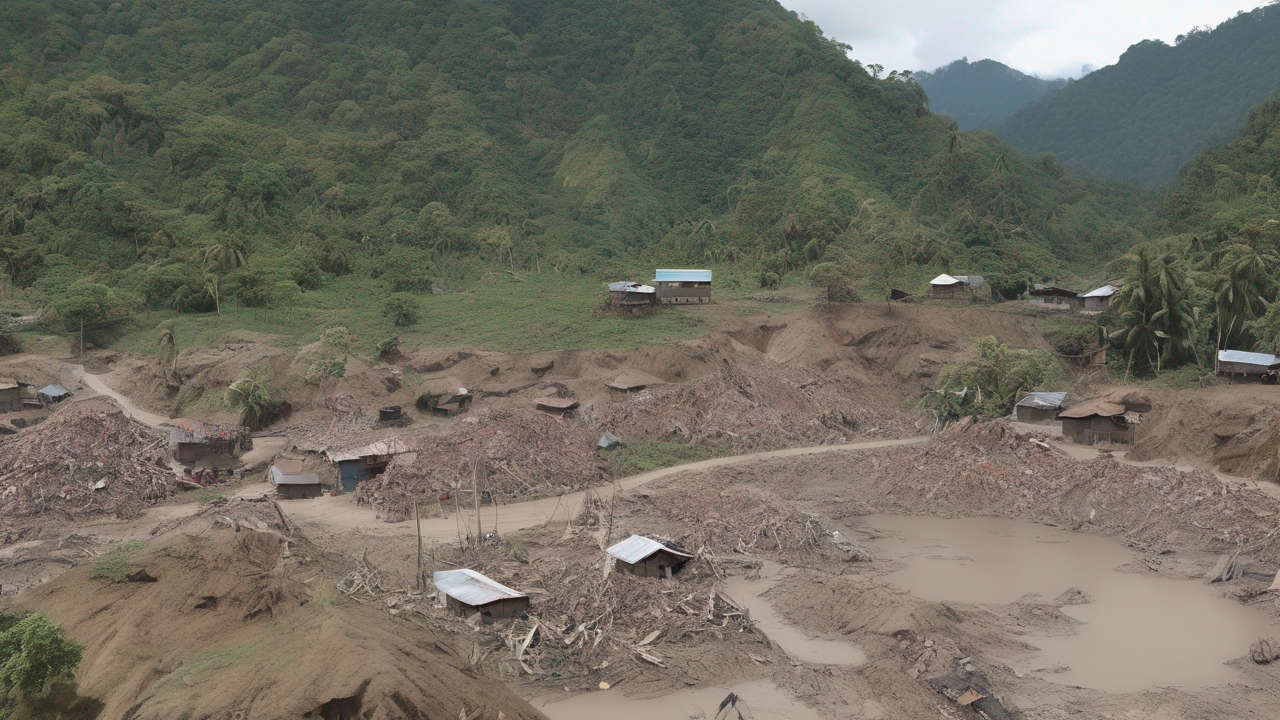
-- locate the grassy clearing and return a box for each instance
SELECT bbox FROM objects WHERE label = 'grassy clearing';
[105,273,749,357]
[607,440,726,477]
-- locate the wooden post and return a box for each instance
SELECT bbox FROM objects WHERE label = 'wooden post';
[473,458,482,542]
[79,318,84,357]
[414,499,423,591]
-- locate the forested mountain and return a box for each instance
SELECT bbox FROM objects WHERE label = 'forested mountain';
[915,59,1067,130]
[0,0,1147,322]
[995,4,1280,187]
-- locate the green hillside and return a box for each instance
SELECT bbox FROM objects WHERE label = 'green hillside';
[916,58,1066,130]
[995,4,1280,187]
[0,0,1147,340]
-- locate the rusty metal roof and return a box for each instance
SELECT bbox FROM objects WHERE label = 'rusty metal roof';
[606,535,692,565]
[326,437,409,463]
[0,378,18,391]
[433,569,526,606]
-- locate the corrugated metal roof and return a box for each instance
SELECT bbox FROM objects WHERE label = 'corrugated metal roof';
[1218,350,1279,366]
[433,569,526,606]
[38,384,70,398]
[608,281,657,293]
[1082,285,1118,298]
[0,378,18,391]
[606,535,693,565]
[534,397,579,410]
[1017,392,1067,410]
[326,437,409,463]
[654,269,712,283]
[954,275,986,288]
[271,466,321,486]
[930,274,960,286]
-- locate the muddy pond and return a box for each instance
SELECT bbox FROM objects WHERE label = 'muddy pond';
[861,515,1278,692]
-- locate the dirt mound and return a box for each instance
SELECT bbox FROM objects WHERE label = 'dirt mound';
[10,526,547,720]
[1124,385,1280,481]
[590,363,909,452]
[0,398,174,542]
[356,409,610,520]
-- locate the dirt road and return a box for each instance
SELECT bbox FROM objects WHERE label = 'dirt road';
[266,437,931,542]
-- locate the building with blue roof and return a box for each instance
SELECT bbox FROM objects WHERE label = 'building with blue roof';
[653,269,712,304]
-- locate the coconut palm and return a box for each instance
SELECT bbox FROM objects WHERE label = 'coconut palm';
[157,321,179,385]
[202,236,248,273]
[1214,243,1276,348]
[204,274,221,316]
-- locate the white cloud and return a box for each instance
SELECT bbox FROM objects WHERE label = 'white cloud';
[779,0,1269,78]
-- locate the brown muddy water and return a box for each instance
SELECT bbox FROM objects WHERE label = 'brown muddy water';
[861,515,1279,692]
[533,678,821,720]
[723,560,868,665]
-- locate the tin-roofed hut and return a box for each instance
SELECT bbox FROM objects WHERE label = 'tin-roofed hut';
[1015,392,1067,424]
[534,397,579,417]
[433,569,530,621]
[271,464,322,499]
[607,281,657,312]
[606,535,693,578]
[1028,286,1080,310]
[1058,400,1135,445]
[653,269,712,304]
[326,437,408,492]
[37,384,72,405]
[1081,285,1119,312]
[1216,350,1280,382]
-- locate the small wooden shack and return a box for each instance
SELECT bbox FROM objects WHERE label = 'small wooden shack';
[1028,285,1080,310]
[653,269,712,304]
[271,464,322,499]
[1058,400,1135,445]
[1216,350,1280,382]
[607,281,657,311]
[0,378,21,412]
[433,569,530,621]
[37,384,72,405]
[170,419,251,464]
[930,274,984,299]
[534,396,579,417]
[606,535,693,578]
[1081,285,1118,312]
[1015,392,1067,424]
[325,438,408,492]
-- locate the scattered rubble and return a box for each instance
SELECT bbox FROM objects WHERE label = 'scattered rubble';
[1251,637,1280,664]
[589,364,908,452]
[0,398,175,542]
[356,409,609,520]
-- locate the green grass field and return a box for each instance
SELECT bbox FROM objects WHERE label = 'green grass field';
[96,271,772,358]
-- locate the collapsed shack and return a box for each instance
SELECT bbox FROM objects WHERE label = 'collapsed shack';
[0,398,175,542]
[169,418,252,464]
[355,409,609,520]
[607,535,692,578]
[591,364,906,452]
[433,569,530,621]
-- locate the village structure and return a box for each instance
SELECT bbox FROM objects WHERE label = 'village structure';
[929,274,986,299]
[433,569,530,621]
[607,269,713,310]
[606,535,693,578]
[1216,349,1280,382]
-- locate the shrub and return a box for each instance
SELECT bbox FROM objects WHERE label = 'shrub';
[375,336,400,359]
[383,294,420,327]
[0,613,83,700]
[759,271,780,289]
[414,392,434,413]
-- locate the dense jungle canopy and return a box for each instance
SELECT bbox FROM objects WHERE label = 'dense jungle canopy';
[0,0,1153,319]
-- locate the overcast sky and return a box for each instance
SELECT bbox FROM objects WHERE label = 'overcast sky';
[779,0,1271,79]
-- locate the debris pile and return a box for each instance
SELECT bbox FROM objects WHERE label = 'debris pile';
[356,409,609,520]
[0,399,175,541]
[590,363,906,452]
[646,486,844,559]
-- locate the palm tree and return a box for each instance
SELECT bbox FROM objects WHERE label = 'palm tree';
[157,321,179,386]
[1111,248,1199,374]
[1214,243,1276,349]
[225,367,279,430]
[203,236,248,273]
[204,274,221,317]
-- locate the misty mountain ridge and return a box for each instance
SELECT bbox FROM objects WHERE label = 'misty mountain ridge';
[915,58,1068,130]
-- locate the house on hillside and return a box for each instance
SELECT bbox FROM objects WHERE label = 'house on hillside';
[1216,350,1280,382]
[0,378,21,412]
[326,438,408,492]
[1028,285,1081,310]
[606,535,693,578]
[170,419,252,463]
[653,269,712,304]
[1081,285,1119,312]
[930,274,985,299]
[1015,392,1067,424]
[607,281,657,311]
[433,569,530,621]
[1058,400,1136,445]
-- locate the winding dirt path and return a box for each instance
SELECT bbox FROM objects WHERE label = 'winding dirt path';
[270,437,931,542]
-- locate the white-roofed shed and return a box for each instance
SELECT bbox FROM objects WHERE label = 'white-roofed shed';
[606,535,692,578]
[433,569,530,620]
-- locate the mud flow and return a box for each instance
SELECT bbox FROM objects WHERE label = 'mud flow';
[722,560,867,665]
[535,678,820,720]
[862,515,1280,691]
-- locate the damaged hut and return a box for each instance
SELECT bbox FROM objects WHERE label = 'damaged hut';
[1015,392,1067,424]
[170,419,252,463]
[422,378,472,418]
[1058,400,1137,445]
[930,274,985,299]
[433,569,530,621]
[607,535,693,578]
[326,438,408,492]
[37,384,72,405]
[607,281,657,311]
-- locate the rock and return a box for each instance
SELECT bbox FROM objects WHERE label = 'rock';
[1251,638,1280,664]
[1052,587,1095,606]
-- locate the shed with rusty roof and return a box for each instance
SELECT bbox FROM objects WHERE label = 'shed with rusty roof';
[1058,400,1135,445]
[433,569,530,620]
[606,535,693,578]
[326,437,408,492]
